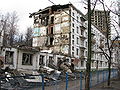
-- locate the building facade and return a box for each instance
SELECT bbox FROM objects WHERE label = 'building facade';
[30,4,108,70]
[91,10,111,36]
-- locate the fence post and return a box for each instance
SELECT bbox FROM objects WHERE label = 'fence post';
[116,69,117,77]
[41,74,44,90]
[0,78,1,90]
[102,70,104,82]
[90,72,92,88]
[113,69,115,78]
[80,72,82,90]
[66,72,68,90]
[105,70,107,81]
[97,70,99,84]
[114,69,116,77]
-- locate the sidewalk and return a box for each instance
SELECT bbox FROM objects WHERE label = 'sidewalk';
[91,78,120,90]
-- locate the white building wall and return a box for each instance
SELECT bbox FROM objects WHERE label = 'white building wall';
[17,50,39,70]
[2,48,17,69]
[70,7,87,60]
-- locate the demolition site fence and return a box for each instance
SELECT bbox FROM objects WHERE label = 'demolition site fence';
[0,69,118,90]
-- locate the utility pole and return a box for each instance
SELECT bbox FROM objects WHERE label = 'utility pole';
[85,0,91,90]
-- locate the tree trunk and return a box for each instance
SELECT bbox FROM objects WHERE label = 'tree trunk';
[107,55,111,86]
[107,62,111,86]
[85,0,91,90]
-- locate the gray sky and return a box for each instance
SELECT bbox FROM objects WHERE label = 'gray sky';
[0,0,116,34]
[0,0,86,33]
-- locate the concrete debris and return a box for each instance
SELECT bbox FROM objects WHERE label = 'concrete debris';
[0,57,78,89]
[38,66,61,81]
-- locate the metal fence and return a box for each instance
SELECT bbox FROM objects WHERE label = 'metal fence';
[0,69,118,90]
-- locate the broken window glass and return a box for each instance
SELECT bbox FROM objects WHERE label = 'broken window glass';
[5,51,14,65]
[22,53,33,65]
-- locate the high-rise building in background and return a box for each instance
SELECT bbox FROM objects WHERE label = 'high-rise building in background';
[91,10,111,36]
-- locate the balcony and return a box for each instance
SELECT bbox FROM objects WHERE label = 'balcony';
[91,39,96,44]
[80,23,86,30]
[100,38,104,42]
[91,31,95,36]
[99,43,104,48]
[80,55,85,59]
[80,35,86,39]
[80,16,86,22]
[80,44,86,49]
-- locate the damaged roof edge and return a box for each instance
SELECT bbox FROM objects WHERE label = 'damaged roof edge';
[29,4,71,17]
[29,3,87,20]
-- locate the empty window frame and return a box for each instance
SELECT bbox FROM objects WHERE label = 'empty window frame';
[72,52,74,56]
[76,48,79,55]
[50,37,54,45]
[5,51,14,65]
[72,46,74,51]
[72,35,74,39]
[72,40,74,44]
[51,16,54,24]
[77,37,79,44]
[72,12,74,16]
[72,23,74,27]
[77,26,79,33]
[81,30,84,36]
[50,27,53,34]
[49,56,54,65]
[72,28,74,33]
[22,53,33,65]
[81,61,84,67]
[39,55,44,65]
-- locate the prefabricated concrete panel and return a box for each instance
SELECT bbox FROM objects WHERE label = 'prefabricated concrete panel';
[61,10,69,16]
[61,26,69,33]
[54,14,61,24]
[33,37,38,47]
[38,37,47,46]
[54,35,61,45]
[61,34,69,44]
[62,16,69,22]
[54,46,61,53]
[61,45,69,55]
[61,22,69,27]
[54,24,61,34]
[33,28,40,37]
[40,27,46,36]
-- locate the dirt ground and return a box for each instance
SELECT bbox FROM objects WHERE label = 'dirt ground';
[91,78,120,90]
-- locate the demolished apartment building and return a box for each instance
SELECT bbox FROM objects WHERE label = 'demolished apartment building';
[29,4,109,70]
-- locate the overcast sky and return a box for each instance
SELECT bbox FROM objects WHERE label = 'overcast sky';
[0,0,116,34]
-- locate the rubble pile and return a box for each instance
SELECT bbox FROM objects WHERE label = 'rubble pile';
[0,57,81,89]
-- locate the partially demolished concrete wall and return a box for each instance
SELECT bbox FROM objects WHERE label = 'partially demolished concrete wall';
[31,4,71,56]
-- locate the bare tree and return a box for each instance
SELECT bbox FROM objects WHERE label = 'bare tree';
[24,27,33,46]
[112,40,120,79]
[0,11,19,47]
[98,0,120,86]
[82,0,120,88]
